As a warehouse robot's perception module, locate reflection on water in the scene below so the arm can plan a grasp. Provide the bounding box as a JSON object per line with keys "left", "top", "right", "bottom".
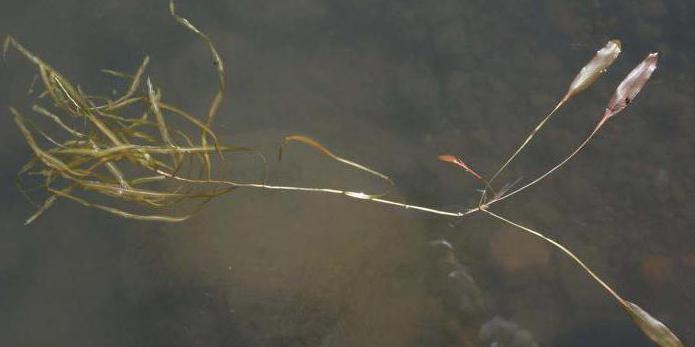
{"left": 1, "top": 0, "right": 694, "bottom": 345}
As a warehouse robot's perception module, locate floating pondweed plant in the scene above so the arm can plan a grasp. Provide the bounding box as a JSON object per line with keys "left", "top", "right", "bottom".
{"left": 4, "top": 2, "right": 681, "bottom": 345}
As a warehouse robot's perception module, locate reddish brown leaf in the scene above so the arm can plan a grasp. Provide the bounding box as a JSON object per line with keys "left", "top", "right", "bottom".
{"left": 438, "top": 154, "right": 483, "bottom": 180}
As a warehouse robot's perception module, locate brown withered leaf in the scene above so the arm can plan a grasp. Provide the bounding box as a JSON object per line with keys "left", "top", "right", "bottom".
{"left": 280, "top": 135, "right": 393, "bottom": 185}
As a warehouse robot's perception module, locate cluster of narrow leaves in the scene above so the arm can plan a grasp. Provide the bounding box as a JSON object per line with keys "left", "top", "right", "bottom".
{"left": 3, "top": 3, "right": 263, "bottom": 224}
{"left": 5, "top": 34, "right": 240, "bottom": 223}
{"left": 4, "top": 1, "right": 394, "bottom": 225}
{"left": 439, "top": 42, "right": 681, "bottom": 346}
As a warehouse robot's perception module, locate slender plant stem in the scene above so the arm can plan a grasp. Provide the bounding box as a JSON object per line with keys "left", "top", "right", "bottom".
{"left": 482, "top": 208, "right": 627, "bottom": 307}
{"left": 143, "top": 114, "right": 606, "bottom": 221}
{"left": 155, "top": 169, "right": 466, "bottom": 217}
{"left": 489, "top": 120, "right": 603, "bottom": 205}
{"left": 487, "top": 98, "right": 567, "bottom": 189}
{"left": 140, "top": 112, "right": 609, "bottom": 222}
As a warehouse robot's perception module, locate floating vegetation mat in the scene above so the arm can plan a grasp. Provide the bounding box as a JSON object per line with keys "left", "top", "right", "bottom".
{"left": 4, "top": 27, "right": 237, "bottom": 223}
{"left": 3, "top": 2, "right": 392, "bottom": 225}
{"left": 2, "top": 2, "right": 683, "bottom": 346}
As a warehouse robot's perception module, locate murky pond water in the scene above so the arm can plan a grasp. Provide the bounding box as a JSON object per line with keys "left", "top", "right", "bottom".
{"left": 1, "top": 1, "right": 694, "bottom": 346}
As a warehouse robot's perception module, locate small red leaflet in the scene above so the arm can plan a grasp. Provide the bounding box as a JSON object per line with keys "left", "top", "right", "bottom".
{"left": 437, "top": 154, "right": 483, "bottom": 180}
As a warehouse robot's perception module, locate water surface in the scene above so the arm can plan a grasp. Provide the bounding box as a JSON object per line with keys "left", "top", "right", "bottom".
{"left": 1, "top": 0, "right": 693, "bottom": 345}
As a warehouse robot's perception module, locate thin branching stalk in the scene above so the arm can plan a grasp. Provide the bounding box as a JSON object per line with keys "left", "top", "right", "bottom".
{"left": 4, "top": 3, "right": 680, "bottom": 345}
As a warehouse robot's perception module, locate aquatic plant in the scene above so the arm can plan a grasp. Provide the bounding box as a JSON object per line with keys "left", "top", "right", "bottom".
{"left": 4, "top": 2, "right": 392, "bottom": 224}
{"left": 3, "top": 2, "right": 682, "bottom": 346}
{"left": 440, "top": 47, "right": 679, "bottom": 347}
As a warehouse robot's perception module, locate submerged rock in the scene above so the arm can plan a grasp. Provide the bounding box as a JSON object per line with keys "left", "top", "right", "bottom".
{"left": 479, "top": 316, "right": 539, "bottom": 347}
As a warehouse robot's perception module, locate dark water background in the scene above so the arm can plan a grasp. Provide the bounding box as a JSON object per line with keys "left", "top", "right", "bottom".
{"left": 1, "top": 0, "right": 694, "bottom": 346}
